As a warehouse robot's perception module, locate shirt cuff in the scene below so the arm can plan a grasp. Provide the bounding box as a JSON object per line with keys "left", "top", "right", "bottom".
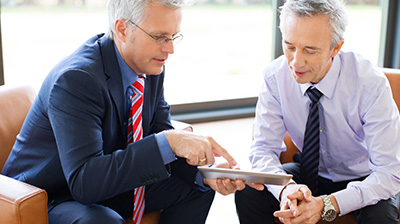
{"left": 332, "top": 187, "right": 360, "bottom": 215}
{"left": 195, "top": 171, "right": 211, "bottom": 191}
{"left": 155, "top": 132, "right": 177, "bottom": 165}
{"left": 267, "top": 179, "right": 296, "bottom": 201}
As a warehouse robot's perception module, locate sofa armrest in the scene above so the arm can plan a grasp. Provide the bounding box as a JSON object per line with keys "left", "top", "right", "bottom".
{"left": 0, "top": 174, "right": 48, "bottom": 224}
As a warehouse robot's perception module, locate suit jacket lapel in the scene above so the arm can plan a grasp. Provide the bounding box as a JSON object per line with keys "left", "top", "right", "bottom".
{"left": 99, "top": 34, "right": 127, "bottom": 140}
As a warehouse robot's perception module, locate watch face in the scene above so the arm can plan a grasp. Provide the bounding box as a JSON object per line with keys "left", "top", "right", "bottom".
{"left": 324, "top": 209, "right": 337, "bottom": 222}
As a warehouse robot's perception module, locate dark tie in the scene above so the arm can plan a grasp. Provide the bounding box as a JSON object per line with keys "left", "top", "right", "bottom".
{"left": 127, "top": 77, "right": 145, "bottom": 224}
{"left": 300, "top": 87, "right": 323, "bottom": 195}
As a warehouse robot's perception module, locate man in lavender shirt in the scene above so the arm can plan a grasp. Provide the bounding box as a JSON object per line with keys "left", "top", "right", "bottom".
{"left": 235, "top": 0, "right": 400, "bottom": 223}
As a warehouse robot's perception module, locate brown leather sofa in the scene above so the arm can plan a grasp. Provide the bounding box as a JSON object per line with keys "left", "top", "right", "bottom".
{"left": 0, "top": 85, "right": 48, "bottom": 224}
{"left": 279, "top": 68, "right": 400, "bottom": 223}
{"left": 0, "top": 85, "right": 190, "bottom": 224}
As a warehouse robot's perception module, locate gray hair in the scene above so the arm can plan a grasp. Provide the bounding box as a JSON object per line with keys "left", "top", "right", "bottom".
{"left": 279, "top": 0, "right": 348, "bottom": 49}
{"left": 106, "top": 0, "right": 192, "bottom": 38}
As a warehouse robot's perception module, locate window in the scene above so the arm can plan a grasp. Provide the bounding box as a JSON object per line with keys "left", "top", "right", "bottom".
{"left": 0, "top": 0, "right": 385, "bottom": 113}
{"left": 165, "top": 3, "right": 272, "bottom": 105}
{"left": 1, "top": 1, "right": 272, "bottom": 106}
{"left": 341, "top": 1, "right": 382, "bottom": 64}
{"left": 1, "top": 1, "right": 108, "bottom": 89}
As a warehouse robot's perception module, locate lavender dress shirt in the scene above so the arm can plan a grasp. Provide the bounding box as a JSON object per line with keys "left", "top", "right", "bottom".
{"left": 251, "top": 51, "right": 400, "bottom": 215}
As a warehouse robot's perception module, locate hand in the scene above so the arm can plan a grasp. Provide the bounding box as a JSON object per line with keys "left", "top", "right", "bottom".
{"left": 165, "top": 130, "right": 237, "bottom": 167}
{"left": 245, "top": 182, "right": 265, "bottom": 191}
{"left": 274, "top": 185, "right": 324, "bottom": 224}
{"left": 203, "top": 162, "right": 246, "bottom": 195}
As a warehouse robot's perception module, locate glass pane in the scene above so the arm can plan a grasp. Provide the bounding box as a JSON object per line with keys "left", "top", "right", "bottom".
{"left": 2, "top": 1, "right": 272, "bottom": 105}
{"left": 2, "top": 0, "right": 272, "bottom": 104}
{"left": 1, "top": 0, "right": 382, "bottom": 106}
{"left": 341, "top": 0, "right": 382, "bottom": 65}
{"left": 165, "top": 3, "right": 272, "bottom": 104}
{"left": 1, "top": 2, "right": 108, "bottom": 89}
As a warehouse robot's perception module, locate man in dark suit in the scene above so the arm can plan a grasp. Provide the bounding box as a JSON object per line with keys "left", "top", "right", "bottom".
{"left": 1, "top": 0, "right": 245, "bottom": 223}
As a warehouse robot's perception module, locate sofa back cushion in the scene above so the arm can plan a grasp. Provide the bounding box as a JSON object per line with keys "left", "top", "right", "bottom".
{"left": 0, "top": 85, "right": 36, "bottom": 171}
{"left": 383, "top": 68, "right": 400, "bottom": 110}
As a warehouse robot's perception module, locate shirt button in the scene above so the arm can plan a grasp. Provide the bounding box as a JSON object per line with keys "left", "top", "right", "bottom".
{"left": 330, "top": 169, "right": 335, "bottom": 172}
{"left": 320, "top": 127, "right": 324, "bottom": 132}
{"left": 324, "top": 151, "right": 329, "bottom": 155}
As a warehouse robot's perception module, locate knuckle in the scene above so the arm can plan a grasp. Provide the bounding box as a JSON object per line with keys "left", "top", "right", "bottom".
{"left": 189, "top": 150, "right": 198, "bottom": 159}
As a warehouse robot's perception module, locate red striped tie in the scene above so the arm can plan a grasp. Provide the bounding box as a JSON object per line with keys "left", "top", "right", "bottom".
{"left": 127, "top": 77, "right": 145, "bottom": 224}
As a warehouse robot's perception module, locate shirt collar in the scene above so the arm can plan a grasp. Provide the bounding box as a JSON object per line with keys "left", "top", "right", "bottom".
{"left": 300, "top": 54, "right": 341, "bottom": 99}
{"left": 113, "top": 44, "right": 146, "bottom": 91}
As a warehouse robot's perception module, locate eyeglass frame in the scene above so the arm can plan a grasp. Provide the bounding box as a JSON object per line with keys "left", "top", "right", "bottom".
{"left": 128, "top": 20, "right": 183, "bottom": 46}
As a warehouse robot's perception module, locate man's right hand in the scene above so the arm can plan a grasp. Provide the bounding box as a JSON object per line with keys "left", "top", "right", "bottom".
{"left": 274, "top": 184, "right": 324, "bottom": 224}
{"left": 165, "top": 129, "right": 237, "bottom": 167}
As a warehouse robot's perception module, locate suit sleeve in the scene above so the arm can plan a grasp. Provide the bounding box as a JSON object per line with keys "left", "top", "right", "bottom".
{"left": 145, "top": 71, "right": 201, "bottom": 190}
{"left": 48, "top": 70, "right": 170, "bottom": 205}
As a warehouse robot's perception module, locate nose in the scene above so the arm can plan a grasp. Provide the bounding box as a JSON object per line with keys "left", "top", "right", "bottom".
{"left": 291, "top": 51, "right": 306, "bottom": 69}
{"left": 161, "top": 40, "right": 175, "bottom": 54}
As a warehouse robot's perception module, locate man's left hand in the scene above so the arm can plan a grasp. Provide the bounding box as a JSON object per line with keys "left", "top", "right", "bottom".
{"left": 202, "top": 162, "right": 246, "bottom": 195}
{"left": 274, "top": 185, "right": 324, "bottom": 224}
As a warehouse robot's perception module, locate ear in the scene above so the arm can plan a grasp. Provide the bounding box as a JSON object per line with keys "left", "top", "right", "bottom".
{"left": 331, "top": 39, "right": 344, "bottom": 58}
{"left": 114, "top": 19, "right": 129, "bottom": 43}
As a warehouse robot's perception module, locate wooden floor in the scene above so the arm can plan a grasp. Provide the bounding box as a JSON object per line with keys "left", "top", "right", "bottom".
{"left": 192, "top": 117, "right": 254, "bottom": 224}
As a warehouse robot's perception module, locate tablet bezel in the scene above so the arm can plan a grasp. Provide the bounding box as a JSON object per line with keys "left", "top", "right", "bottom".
{"left": 198, "top": 167, "right": 293, "bottom": 185}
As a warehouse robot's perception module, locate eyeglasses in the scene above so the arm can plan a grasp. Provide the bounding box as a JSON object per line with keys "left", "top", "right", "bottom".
{"left": 129, "top": 20, "right": 183, "bottom": 46}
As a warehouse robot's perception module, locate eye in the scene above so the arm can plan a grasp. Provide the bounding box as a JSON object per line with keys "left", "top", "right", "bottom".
{"left": 304, "top": 49, "right": 317, "bottom": 54}
{"left": 284, "top": 44, "right": 295, "bottom": 51}
{"left": 155, "top": 36, "right": 169, "bottom": 44}
{"left": 154, "top": 35, "right": 166, "bottom": 40}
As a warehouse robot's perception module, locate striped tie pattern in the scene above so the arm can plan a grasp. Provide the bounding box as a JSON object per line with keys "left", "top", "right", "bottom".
{"left": 300, "top": 87, "right": 323, "bottom": 195}
{"left": 127, "top": 77, "right": 145, "bottom": 224}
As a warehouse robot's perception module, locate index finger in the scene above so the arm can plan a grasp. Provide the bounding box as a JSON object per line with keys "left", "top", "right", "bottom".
{"left": 208, "top": 137, "right": 237, "bottom": 168}
{"left": 287, "top": 198, "right": 299, "bottom": 217}
{"left": 234, "top": 179, "right": 246, "bottom": 191}
{"left": 286, "top": 191, "right": 305, "bottom": 201}
{"left": 246, "top": 183, "right": 265, "bottom": 191}
{"left": 298, "top": 185, "right": 312, "bottom": 202}
{"left": 273, "top": 209, "right": 294, "bottom": 218}
{"left": 203, "top": 143, "right": 215, "bottom": 165}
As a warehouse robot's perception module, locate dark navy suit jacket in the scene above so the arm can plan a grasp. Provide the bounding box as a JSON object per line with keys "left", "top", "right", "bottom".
{"left": 2, "top": 34, "right": 197, "bottom": 217}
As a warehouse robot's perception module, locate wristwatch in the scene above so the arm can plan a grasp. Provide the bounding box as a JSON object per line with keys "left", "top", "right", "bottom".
{"left": 319, "top": 195, "right": 337, "bottom": 222}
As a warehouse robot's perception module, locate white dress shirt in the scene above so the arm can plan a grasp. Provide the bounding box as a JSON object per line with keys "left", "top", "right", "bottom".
{"left": 250, "top": 51, "right": 400, "bottom": 215}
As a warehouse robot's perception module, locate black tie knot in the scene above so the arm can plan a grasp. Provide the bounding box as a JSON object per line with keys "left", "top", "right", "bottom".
{"left": 307, "top": 87, "right": 323, "bottom": 104}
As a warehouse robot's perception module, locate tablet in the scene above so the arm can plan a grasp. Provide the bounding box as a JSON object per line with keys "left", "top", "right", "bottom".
{"left": 198, "top": 167, "right": 293, "bottom": 185}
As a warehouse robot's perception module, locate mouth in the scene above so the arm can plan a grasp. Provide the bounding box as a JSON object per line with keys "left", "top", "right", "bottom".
{"left": 154, "top": 58, "right": 167, "bottom": 64}
{"left": 293, "top": 70, "right": 308, "bottom": 77}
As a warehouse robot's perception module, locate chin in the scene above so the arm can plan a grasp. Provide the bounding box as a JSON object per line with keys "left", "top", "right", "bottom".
{"left": 292, "top": 74, "right": 309, "bottom": 84}
{"left": 145, "top": 67, "right": 164, "bottom": 75}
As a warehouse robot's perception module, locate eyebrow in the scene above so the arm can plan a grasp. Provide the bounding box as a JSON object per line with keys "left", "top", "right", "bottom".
{"left": 283, "top": 40, "right": 321, "bottom": 51}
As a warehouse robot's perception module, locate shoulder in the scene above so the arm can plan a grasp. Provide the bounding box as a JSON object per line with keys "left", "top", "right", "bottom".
{"left": 339, "top": 51, "right": 386, "bottom": 91}
{"left": 48, "top": 34, "right": 111, "bottom": 85}
{"left": 339, "top": 51, "right": 384, "bottom": 79}
{"left": 263, "top": 55, "right": 289, "bottom": 79}
{"left": 262, "top": 56, "right": 290, "bottom": 84}
{"left": 337, "top": 51, "right": 390, "bottom": 112}
{"left": 261, "top": 55, "right": 295, "bottom": 94}
{"left": 40, "top": 34, "right": 113, "bottom": 101}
